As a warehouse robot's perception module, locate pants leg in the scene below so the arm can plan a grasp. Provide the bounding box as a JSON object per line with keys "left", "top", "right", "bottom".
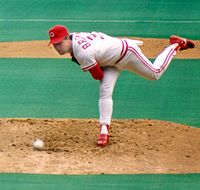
{"left": 99, "top": 67, "right": 120, "bottom": 125}
{"left": 122, "top": 42, "right": 179, "bottom": 80}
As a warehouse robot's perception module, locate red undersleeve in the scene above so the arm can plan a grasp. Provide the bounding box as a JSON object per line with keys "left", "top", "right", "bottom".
{"left": 89, "top": 64, "right": 104, "bottom": 80}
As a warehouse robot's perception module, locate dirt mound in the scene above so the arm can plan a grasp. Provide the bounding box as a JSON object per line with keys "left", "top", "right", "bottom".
{"left": 0, "top": 38, "right": 199, "bottom": 59}
{"left": 0, "top": 118, "right": 200, "bottom": 174}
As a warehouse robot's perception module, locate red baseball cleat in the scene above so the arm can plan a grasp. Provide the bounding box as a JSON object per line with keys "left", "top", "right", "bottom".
{"left": 97, "top": 125, "right": 110, "bottom": 147}
{"left": 170, "top": 35, "right": 195, "bottom": 50}
{"left": 97, "top": 133, "right": 110, "bottom": 147}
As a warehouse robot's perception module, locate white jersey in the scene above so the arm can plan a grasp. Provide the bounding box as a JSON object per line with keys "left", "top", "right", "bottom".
{"left": 71, "top": 32, "right": 124, "bottom": 71}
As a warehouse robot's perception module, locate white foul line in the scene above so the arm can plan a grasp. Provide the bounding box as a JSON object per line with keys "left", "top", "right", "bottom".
{"left": 0, "top": 19, "right": 199, "bottom": 23}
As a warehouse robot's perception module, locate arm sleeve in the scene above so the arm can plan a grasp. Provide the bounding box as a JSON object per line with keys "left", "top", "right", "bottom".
{"left": 88, "top": 64, "right": 104, "bottom": 80}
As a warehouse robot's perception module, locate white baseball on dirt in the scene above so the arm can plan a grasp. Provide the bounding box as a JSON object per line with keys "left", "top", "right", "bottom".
{"left": 32, "top": 139, "right": 44, "bottom": 150}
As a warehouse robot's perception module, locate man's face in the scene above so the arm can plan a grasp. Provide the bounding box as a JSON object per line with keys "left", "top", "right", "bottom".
{"left": 53, "top": 38, "right": 71, "bottom": 55}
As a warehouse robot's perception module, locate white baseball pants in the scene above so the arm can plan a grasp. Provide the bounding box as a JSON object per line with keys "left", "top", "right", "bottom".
{"left": 99, "top": 41, "right": 179, "bottom": 125}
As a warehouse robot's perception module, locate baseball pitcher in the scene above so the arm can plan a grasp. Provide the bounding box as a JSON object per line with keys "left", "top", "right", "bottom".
{"left": 48, "top": 25, "right": 195, "bottom": 147}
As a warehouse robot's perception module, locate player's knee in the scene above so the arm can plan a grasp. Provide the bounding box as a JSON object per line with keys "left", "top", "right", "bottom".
{"left": 147, "top": 73, "right": 160, "bottom": 80}
{"left": 100, "top": 84, "right": 114, "bottom": 99}
{"left": 100, "top": 91, "right": 112, "bottom": 99}
{"left": 100, "top": 88, "right": 113, "bottom": 99}
{"left": 153, "top": 73, "right": 161, "bottom": 80}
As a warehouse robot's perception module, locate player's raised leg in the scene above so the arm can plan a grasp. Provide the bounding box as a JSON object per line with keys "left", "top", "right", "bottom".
{"left": 122, "top": 36, "right": 195, "bottom": 80}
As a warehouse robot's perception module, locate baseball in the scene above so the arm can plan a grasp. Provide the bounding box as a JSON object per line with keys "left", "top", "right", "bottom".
{"left": 32, "top": 139, "right": 44, "bottom": 150}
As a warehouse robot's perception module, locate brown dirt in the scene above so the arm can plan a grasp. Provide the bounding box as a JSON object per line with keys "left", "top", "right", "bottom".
{"left": 0, "top": 37, "right": 199, "bottom": 59}
{"left": 0, "top": 118, "right": 200, "bottom": 174}
{"left": 0, "top": 37, "right": 199, "bottom": 175}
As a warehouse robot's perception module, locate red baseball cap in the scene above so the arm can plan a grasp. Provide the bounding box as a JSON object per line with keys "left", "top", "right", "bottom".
{"left": 48, "top": 25, "right": 69, "bottom": 45}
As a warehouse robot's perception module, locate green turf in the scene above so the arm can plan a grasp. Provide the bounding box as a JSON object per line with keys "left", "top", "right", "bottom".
{"left": 0, "top": 58, "right": 199, "bottom": 127}
{"left": 0, "top": 0, "right": 199, "bottom": 41}
{"left": 1, "top": 173, "right": 200, "bottom": 190}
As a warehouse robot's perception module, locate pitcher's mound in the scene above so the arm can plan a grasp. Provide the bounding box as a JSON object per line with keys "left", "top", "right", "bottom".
{"left": 0, "top": 118, "right": 200, "bottom": 174}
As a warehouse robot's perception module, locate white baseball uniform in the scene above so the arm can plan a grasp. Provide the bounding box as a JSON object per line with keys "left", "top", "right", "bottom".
{"left": 71, "top": 32, "right": 179, "bottom": 125}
